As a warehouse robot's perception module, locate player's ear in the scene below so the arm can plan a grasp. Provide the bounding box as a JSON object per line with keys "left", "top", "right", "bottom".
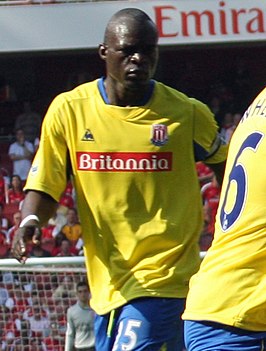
{"left": 98, "top": 44, "right": 107, "bottom": 61}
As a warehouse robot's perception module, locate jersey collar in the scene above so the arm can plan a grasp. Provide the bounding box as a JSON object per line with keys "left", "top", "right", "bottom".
{"left": 97, "top": 77, "right": 155, "bottom": 106}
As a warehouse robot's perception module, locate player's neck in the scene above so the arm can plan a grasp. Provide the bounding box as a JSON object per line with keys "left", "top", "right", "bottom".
{"left": 78, "top": 300, "right": 89, "bottom": 309}
{"left": 100, "top": 77, "right": 154, "bottom": 107}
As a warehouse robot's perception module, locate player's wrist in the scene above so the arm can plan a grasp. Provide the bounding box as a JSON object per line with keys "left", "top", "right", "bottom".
{"left": 19, "top": 214, "right": 40, "bottom": 228}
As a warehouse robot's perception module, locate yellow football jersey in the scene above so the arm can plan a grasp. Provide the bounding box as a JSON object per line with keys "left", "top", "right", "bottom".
{"left": 183, "top": 87, "right": 266, "bottom": 331}
{"left": 25, "top": 79, "right": 226, "bottom": 315}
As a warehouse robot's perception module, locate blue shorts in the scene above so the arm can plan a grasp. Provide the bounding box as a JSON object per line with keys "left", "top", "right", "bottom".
{"left": 184, "top": 320, "right": 266, "bottom": 351}
{"left": 94, "top": 297, "right": 186, "bottom": 351}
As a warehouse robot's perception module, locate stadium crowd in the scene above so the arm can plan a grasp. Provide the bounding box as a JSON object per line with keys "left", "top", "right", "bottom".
{"left": 0, "top": 177, "right": 83, "bottom": 259}
{"left": 0, "top": 174, "right": 86, "bottom": 348}
{"left": 0, "top": 269, "right": 89, "bottom": 350}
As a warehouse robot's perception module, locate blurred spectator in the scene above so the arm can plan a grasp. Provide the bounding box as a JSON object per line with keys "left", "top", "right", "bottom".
{"left": 6, "top": 211, "right": 21, "bottom": 246}
{"left": 8, "top": 128, "right": 34, "bottom": 182}
{"left": 18, "top": 273, "right": 36, "bottom": 294}
{"left": 0, "top": 231, "right": 8, "bottom": 245}
{"left": 11, "top": 319, "right": 31, "bottom": 351}
{"left": 59, "top": 181, "right": 75, "bottom": 210}
{"left": 5, "top": 288, "right": 29, "bottom": 315}
{"left": 201, "top": 175, "right": 221, "bottom": 240}
{"left": 199, "top": 204, "right": 214, "bottom": 252}
{"left": 6, "top": 174, "right": 25, "bottom": 205}
{"left": 59, "top": 192, "right": 75, "bottom": 211}
{"left": 14, "top": 101, "right": 42, "bottom": 144}
{"left": 52, "top": 275, "right": 76, "bottom": 300}
{"left": 224, "top": 112, "right": 242, "bottom": 144}
{"left": 26, "top": 290, "right": 40, "bottom": 307}
{"left": 29, "top": 243, "right": 51, "bottom": 258}
{"left": 28, "top": 336, "right": 46, "bottom": 351}
{"left": 1, "top": 312, "right": 21, "bottom": 350}
{"left": 0, "top": 177, "right": 5, "bottom": 206}
{"left": 56, "top": 238, "right": 77, "bottom": 257}
{"left": 201, "top": 175, "right": 221, "bottom": 204}
{"left": 47, "top": 205, "right": 68, "bottom": 239}
{"left": 64, "top": 181, "right": 75, "bottom": 198}
{"left": 34, "top": 136, "right": 40, "bottom": 152}
{"left": 75, "top": 237, "right": 84, "bottom": 256}
{"left": 27, "top": 306, "right": 50, "bottom": 338}
{"left": 0, "top": 230, "right": 8, "bottom": 248}
{"left": 0, "top": 166, "right": 9, "bottom": 206}
{"left": 41, "top": 222, "right": 57, "bottom": 241}
{"left": 23, "top": 293, "right": 49, "bottom": 321}
{"left": 0, "top": 233, "right": 9, "bottom": 258}
{"left": 2, "top": 271, "right": 16, "bottom": 286}
{"left": 40, "top": 222, "right": 56, "bottom": 254}
{"left": 61, "top": 208, "right": 82, "bottom": 247}
{"left": 54, "top": 304, "right": 67, "bottom": 336}
{"left": 51, "top": 232, "right": 67, "bottom": 256}
{"left": 208, "top": 95, "right": 225, "bottom": 128}
{"left": 220, "top": 111, "right": 233, "bottom": 142}
{"left": 0, "top": 282, "right": 9, "bottom": 306}
{"left": 43, "top": 320, "right": 64, "bottom": 351}
{"left": 0, "top": 203, "right": 9, "bottom": 234}
{"left": 195, "top": 161, "right": 214, "bottom": 187}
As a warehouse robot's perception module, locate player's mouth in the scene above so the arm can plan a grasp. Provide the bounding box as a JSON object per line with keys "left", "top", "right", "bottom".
{"left": 126, "top": 68, "right": 149, "bottom": 80}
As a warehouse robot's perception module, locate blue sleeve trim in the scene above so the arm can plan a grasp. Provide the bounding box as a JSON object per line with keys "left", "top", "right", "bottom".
{"left": 194, "top": 133, "right": 224, "bottom": 162}
{"left": 193, "top": 141, "right": 209, "bottom": 162}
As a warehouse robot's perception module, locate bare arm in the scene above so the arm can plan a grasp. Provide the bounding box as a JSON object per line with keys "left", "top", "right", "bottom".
{"left": 21, "top": 190, "right": 58, "bottom": 226}
{"left": 12, "top": 190, "right": 58, "bottom": 262}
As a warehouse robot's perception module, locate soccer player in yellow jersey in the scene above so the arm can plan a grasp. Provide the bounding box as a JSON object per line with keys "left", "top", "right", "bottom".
{"left": 183, "top": 87, "right": 266, "bottom": 350}
{"left": 12, "top": 8, "right": 227, "bottom": 351}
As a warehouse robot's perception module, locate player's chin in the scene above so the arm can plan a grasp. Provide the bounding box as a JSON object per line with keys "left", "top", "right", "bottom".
{"left": 125, "top": 78, "right": 150, "bottom": 91}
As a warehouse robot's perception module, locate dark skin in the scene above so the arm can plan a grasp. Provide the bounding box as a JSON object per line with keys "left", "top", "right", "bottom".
{"left": 11, "top": 8, "right": 226, "bottom": 263}
{"left": 98, "top": 10, "right": 159, "bottom": 106}
{"left": 11, "top": 191, "right": 57, "bottom": 263}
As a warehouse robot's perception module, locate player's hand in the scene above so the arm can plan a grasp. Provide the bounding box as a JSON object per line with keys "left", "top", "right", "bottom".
{"left": 11, "top": 226, "right": 41, "bottom": 264}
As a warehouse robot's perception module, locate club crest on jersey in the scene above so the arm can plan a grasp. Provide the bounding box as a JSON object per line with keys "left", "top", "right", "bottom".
{"left": 150, "top": 124, "right": 168, "bottom": 146}
{"left": 82, "top": 129, "right": 94, "bottom": 141}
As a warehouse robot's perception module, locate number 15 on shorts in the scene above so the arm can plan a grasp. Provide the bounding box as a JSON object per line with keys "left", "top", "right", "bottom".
{"left": 113, "top": 319, "right": 142, "bottom": 351}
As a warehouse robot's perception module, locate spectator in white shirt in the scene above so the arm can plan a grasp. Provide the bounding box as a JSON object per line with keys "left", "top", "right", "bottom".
{"left": 8, "top": 128, "right": 34, "bottom": 182}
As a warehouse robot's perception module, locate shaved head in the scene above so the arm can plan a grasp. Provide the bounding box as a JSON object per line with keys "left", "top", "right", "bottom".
{"left": 99, "top": 8, "right": 159, "bottom": 106}
{"left": 104, "top": 8, "right": 158, "bottom": 44}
